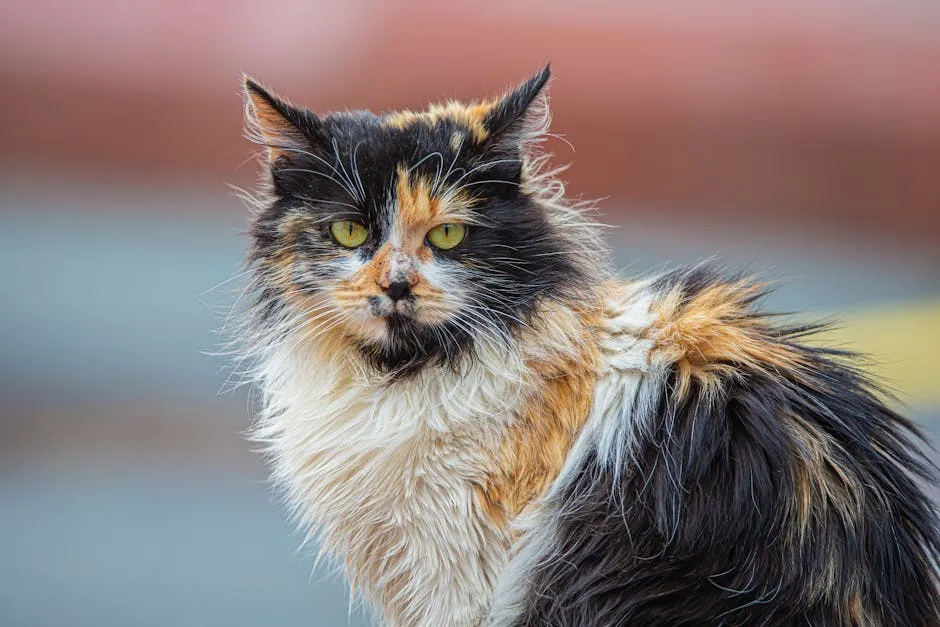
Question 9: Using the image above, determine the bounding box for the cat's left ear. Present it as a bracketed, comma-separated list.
[481, 64, 552, 149]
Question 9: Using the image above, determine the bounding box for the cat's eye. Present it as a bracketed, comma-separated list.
[426, 223, 466, 250]
[330, 220, 369, 248]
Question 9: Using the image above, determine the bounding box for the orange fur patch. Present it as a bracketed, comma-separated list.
[478, 306, 600, 525]
[395, 167, 441, 241]
[651, 279, 874, 619]
[845, 590, 876, 626]
[650, 281, 807, 399]
[333, 243, 390, 302]
[384, 101, 494, 143]
[394, 166, 478, 250]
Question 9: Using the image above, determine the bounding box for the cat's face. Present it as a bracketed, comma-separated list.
[244, 67, 601, 375]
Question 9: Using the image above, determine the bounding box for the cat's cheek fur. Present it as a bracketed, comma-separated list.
[409, 260, 469, 324]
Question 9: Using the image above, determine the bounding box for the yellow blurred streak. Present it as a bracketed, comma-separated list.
[815, 300, 940, 406]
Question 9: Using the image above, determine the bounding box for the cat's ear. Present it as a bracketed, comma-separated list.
[481, 64, 552, 148]
[242, 75, 321, 163]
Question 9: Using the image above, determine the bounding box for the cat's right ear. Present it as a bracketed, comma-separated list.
[242, 75, 320, 163]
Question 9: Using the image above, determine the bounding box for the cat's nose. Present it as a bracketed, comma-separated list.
[385, 281, 411, 302]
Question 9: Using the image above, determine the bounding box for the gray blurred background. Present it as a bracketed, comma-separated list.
[1, 1, 938, 626]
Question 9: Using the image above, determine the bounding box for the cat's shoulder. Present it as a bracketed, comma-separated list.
[592, 264, 796, 382]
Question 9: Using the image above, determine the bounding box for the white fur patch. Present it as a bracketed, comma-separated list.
[254, 328, 531, 626]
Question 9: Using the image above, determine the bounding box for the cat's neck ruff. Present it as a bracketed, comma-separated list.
[253, 295, 601, 626]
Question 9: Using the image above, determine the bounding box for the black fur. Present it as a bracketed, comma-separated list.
[513, 267, 940, 626]
[246, 69, 595, 377]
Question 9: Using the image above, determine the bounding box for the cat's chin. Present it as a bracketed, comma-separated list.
[342, 298, 456, 352]
[383, 310, 427, 334]
[344, 308, 421, 346]
[383, 311, 411, 323]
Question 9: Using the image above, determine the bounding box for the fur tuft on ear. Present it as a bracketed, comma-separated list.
[242, 75, 320, 163]
[482, 64, 552, 148]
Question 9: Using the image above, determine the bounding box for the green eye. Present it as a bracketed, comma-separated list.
[426, 223, 466, 250]
[329, 220, 368, 248]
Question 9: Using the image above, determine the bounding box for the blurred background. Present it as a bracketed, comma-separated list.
[1, 1, 938, 625]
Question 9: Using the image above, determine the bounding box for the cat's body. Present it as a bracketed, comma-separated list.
[236, 67, 940, 626]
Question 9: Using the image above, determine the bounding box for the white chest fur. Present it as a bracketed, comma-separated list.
[253, 338, 531, 626]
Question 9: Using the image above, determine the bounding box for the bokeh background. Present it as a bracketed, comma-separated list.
[1, 2, 938, 626]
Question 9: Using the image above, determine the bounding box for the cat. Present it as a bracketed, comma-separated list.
[234, 65, 940, 626]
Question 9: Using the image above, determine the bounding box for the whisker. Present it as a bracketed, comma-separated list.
[266, 143, 362, 201]
[437, 143, 464, 196]
[452, 179, 521, 195]
[408, 151, 444, 175]
[332, 138, 363, 204]
[351, 140, 367, 201]
[202, 268, 256, 297]
[440, 158, 520, 197]
[294, 196, 361, 211]
[277, 168, 360, 202]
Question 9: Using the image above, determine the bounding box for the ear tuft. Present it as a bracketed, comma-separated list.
[483, 64, 552, 141]
[242, 75, 318, 163]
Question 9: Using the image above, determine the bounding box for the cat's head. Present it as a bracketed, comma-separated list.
[242, 66, 607, 376]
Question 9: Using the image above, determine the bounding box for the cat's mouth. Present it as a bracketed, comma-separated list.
[368, 294, 417, 320]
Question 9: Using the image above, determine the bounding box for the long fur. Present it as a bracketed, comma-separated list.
[232, 68, 940, 626]
[495, 266, 940, 626]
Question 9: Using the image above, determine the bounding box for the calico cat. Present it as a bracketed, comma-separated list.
[235, 66, 940, 626]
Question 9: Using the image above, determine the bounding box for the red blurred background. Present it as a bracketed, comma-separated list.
[2, 0, 939, 238]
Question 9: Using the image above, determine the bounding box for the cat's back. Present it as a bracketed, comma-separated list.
[494, 266, 940, 626]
